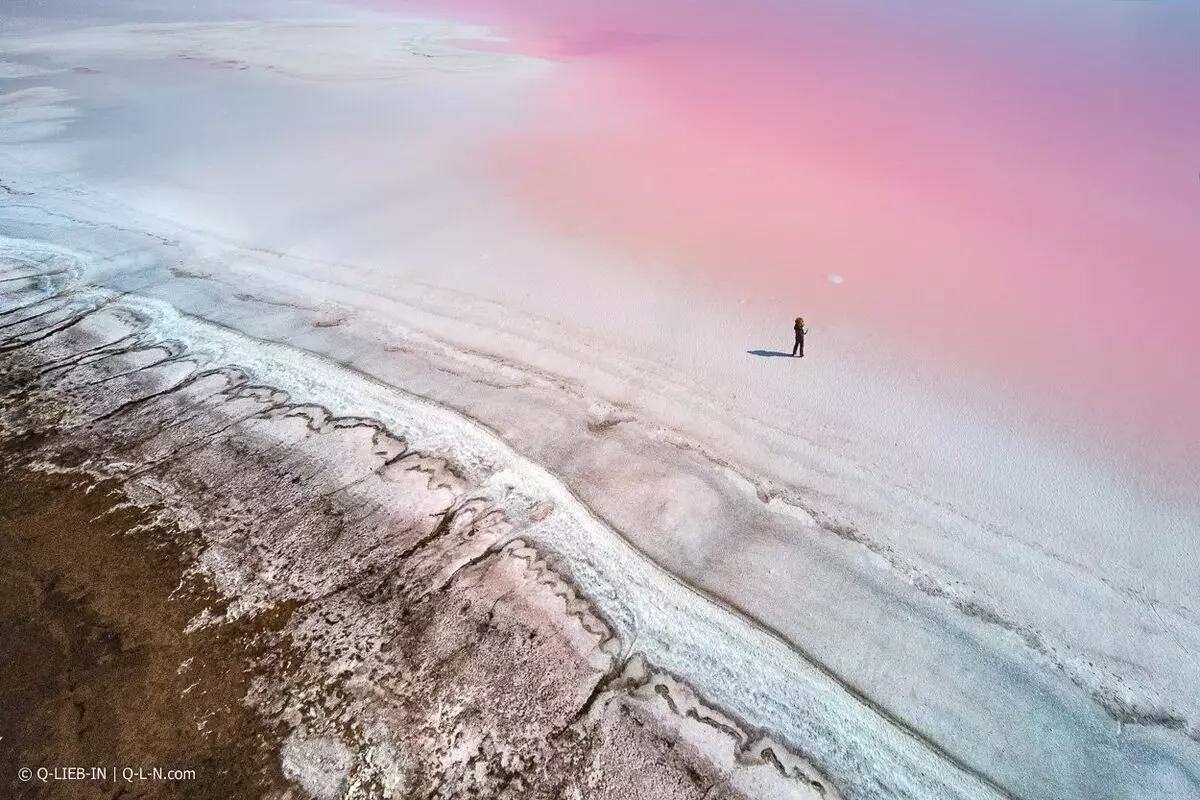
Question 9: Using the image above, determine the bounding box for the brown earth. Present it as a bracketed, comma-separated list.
[0, 462, 297, 800]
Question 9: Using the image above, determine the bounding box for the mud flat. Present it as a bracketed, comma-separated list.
[0, 251, 866, 799]
[0, 466, 298, 800]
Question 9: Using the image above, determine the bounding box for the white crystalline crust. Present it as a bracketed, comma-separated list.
[0, 87, 78, 144]
[0, 242, 1006, 800]
[0, 61, 61, 79]
[281, 731, 356, 800]
[2, 4, 1200, 798]
[2, 19, 542, 82]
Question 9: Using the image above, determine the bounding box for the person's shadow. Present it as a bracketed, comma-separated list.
[746, 349, 794, 358]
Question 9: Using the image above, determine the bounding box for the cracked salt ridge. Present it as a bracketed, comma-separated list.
[6, 227, 1200, 793]
[6, 236, 1200, 796]
[0, 249, 1007, 800]
[0, 270, 840, 799]
[3, 13, 1198, 790]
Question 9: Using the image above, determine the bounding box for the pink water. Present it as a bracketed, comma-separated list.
[375, 0, 1200, 461]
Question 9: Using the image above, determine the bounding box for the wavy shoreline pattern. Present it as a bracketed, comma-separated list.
[1, 242, 1016, 799]
[3, 5, 1200, 798]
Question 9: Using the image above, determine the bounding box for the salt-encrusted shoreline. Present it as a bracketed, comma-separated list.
[3, 5, 1200, 796]
[0, 243, 1020, 799]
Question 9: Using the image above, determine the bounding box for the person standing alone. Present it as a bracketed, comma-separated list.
[792, 317, 808, 357]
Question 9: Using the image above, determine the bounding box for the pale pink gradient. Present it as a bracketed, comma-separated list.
[373, 0, 1200, 457]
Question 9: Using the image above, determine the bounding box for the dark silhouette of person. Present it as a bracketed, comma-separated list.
[792, 316, 808, 357]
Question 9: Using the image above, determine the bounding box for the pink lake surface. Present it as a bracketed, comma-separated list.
[373, 0, 1200, 463]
